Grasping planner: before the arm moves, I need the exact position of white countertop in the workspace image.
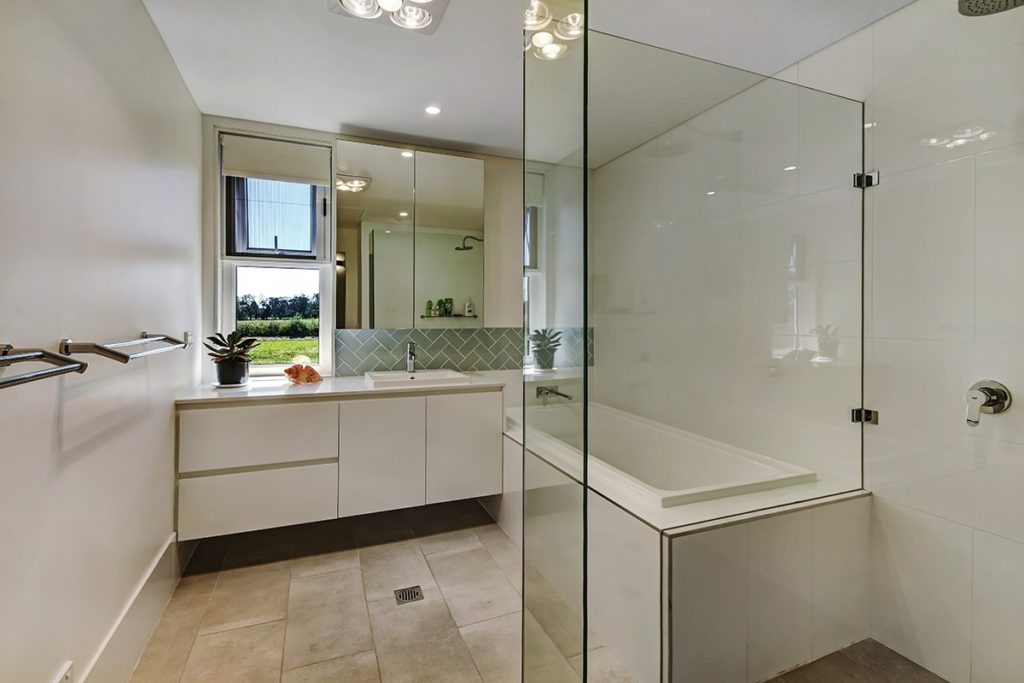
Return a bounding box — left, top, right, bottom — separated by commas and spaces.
177, 372, 508, 407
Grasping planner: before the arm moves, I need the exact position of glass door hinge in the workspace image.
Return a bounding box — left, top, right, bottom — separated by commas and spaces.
851, 408, 879, 424
853, 171, 880, 188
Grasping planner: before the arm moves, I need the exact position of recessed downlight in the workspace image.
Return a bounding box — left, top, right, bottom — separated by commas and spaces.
531, 31, 554, 48
339, 0, 382, 19
534, 42, 567, 60
425, 105, 441, 115
524, 0, 551, 30
391, 4, 432, 29
401, 150, 414, 158
553, 12, 584, 40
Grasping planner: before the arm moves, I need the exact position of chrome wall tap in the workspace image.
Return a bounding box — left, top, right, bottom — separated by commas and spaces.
965, 380, 1011, 426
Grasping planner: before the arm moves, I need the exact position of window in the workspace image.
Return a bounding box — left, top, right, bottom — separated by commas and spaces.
225, 177, 324, 258
217, 133, 335, 374
234, 266, 321, 366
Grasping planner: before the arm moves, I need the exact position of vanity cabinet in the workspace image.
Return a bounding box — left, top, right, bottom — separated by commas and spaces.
175, 384, 503, 541
339, 396, 426, 517
426, 392, 503, 504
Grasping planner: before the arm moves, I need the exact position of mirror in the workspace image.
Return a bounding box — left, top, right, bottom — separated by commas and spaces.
414, 152, 485, 328
335, 141, 485, 329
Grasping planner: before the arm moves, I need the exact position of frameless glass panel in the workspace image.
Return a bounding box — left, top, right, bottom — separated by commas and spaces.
583, 29, 863, 681
522, 0, 588, 680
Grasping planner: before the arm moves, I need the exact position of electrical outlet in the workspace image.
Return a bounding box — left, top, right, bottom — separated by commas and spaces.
52, 661, 73, 683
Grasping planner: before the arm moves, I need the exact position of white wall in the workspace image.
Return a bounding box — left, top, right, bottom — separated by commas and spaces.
785, 1, 1024, 681
590, 58, 862, 496
0, 1, 201, 680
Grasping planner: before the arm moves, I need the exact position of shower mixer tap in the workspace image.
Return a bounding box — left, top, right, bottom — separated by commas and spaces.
965, 380, 1011, 426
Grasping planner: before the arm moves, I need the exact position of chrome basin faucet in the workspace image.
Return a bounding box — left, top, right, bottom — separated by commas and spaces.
406, 341, 416, 373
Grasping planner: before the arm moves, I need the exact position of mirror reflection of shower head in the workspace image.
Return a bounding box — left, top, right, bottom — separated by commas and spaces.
959, 0, 1023, 15
455, 235, 484, 251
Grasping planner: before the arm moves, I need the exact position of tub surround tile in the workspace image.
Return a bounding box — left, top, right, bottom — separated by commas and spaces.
971, 531, 1024, 682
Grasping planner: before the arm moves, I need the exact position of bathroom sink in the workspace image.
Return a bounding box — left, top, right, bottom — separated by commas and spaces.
364, 369, 471, 389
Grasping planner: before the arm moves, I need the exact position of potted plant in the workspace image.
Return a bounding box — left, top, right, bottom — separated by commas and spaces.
810, 324, 839, 360
529, 328, 562, 371
203, 331, 260, 386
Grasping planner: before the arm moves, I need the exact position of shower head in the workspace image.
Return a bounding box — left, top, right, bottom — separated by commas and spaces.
959, 0, 1023, 15
455, 235, 484, 251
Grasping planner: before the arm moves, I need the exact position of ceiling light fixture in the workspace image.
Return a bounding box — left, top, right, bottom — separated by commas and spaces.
525, 5, 583, 61
391, 4, 432, 29
336, 174, 372, 192
327, 0, 448, 34
524, 0, 552, 30
425, 105, 441, 115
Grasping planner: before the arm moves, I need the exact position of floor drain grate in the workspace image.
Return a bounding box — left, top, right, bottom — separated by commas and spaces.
394, 585, 424, 604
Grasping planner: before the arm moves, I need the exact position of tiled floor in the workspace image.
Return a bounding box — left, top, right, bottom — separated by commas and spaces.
767, 638, 950, 683
130, 500, 532, 683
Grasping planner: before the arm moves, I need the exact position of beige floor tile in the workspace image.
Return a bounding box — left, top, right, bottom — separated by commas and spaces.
369, 586, 482, 683
173, 571, 219, 599
292, 548, 359, 579
292, 520, 359, 579
501, 562, 523, 596
427, 547, 521, 627
418, 529, 484, 556
130, 593, 209, 683
460, 612, 522, 683
523, 611, 569, 671
283, 568, 374, 670
199, 561, 291, 635
475, 525, 520, 569
567, 647, 639, 682
181, 620, 285, 683
523, 566, 586, 659
523, 657, 581, 683
282, 650, 381, 683
360, 540, 437, 603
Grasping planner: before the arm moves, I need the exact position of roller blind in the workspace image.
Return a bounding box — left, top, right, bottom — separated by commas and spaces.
221, 134, 332, 186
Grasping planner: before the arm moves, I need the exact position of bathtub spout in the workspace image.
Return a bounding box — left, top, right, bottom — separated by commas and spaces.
536, 385, 573, 406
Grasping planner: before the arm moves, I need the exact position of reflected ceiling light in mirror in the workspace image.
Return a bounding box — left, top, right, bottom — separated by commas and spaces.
401, 150, 414, 158
391, 4, 432, 29
524, 1, 552, 30
336, 174, 372, 192
864, 122, 877, 129
338, 0, 382, 19
783, 165, 798, 171
920, 125, 994, 149
531, 31, 554, 48
553, 12, 584, 40
425, 105, 441, 115
706, 191, 716, 196
399, 211, 409, 217
379, 0, 402, 10
534, 42, 568, 61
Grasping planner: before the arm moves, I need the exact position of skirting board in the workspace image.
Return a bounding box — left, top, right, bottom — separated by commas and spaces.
80, 533, 193, 682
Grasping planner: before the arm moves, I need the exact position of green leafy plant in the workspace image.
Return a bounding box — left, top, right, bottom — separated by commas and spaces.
810, 324, 839, 343
203, 330, 260, 364
529, 329, 562, 370
529, 329, 563, 354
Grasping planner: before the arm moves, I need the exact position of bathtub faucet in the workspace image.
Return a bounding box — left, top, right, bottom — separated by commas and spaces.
536, 385, 573, 406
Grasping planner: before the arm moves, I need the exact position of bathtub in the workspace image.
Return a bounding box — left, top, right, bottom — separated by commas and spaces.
507, 402, 816, 508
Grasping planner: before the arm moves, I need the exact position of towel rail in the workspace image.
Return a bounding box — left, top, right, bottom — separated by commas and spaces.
59, 332, 192, 364
0, 344, 88, 390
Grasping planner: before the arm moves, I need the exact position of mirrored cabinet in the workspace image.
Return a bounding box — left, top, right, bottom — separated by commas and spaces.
335, 140, 484, 330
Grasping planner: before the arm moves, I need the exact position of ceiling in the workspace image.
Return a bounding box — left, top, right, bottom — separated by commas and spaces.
143, 0, 915, 162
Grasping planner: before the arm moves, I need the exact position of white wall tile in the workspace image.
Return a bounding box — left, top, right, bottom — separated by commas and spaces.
813, 497, 872, 587
972, 530, 1024, 683
671, 524, 748, 683
798, 86, 864, 195
976, 143, 1024, 344
739, 79, 800, 210
812, 574, 871, 659
747, 511, 814, 682
870, 498, 972, 683
871, 157, 975, 341
798, 25, 875, 101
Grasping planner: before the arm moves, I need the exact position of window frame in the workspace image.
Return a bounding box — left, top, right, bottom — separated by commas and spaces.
213, 128, 336, 378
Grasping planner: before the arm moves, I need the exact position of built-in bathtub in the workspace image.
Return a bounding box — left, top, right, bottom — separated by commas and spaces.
507, 402, 816, 508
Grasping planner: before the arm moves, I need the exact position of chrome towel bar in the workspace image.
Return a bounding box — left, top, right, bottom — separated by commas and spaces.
59, 332, 192, 364
0, 344, 88, 390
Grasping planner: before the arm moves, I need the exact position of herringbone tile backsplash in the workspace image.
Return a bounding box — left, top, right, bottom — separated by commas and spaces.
335, 328, 525, 376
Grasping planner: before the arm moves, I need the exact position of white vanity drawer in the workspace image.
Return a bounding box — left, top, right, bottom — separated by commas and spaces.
177, 463, 338, 540
178, 402, 339, 472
